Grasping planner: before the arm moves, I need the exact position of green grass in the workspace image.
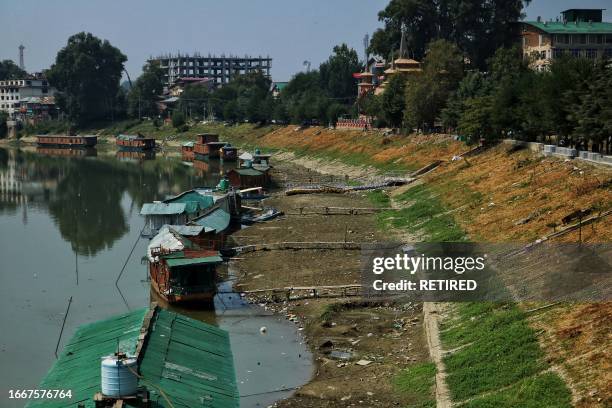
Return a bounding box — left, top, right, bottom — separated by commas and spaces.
367, 190, 391, 207
394, 362, 437, 408
439, 303, 570, 405
461, 372, 572, 408
377, 184, 466, 241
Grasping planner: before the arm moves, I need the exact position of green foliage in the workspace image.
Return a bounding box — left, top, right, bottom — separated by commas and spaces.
394, 362, 437, 408
457, 96, 494, 143
319, 43, 361, 100
0, 59, 27, 80
381, 74, 407, 128
47, 32, 127, 126
128, 61, 165, 118
405, 39, 464, 131
369, 0, 524, 69
171, 111, 186, 128
367, 190, 391, 207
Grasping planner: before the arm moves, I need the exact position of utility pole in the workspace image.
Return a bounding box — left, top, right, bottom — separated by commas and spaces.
18, 44, 25, 70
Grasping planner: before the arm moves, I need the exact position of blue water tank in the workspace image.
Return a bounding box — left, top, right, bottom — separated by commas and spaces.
101, 354, 138, 397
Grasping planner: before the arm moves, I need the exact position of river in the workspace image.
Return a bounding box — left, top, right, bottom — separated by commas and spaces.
0, 147, 312, 408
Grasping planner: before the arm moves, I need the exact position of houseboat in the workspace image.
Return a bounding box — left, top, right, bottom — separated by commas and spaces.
116, 134, 156, 151
182, 141, 195, 161
206, 141, 227, 159
30, 306, 239, 408
147, 227, 223, 303
194, 133, 218, 159
227, 167, 270, 188
36, 134, 97, 148
220, 144, 238, 161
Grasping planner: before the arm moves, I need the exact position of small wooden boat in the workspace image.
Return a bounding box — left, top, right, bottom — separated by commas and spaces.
37, 134, 97, 148
241, 207, 282, 225
220, 144, 238, 161
116, 134, 156, 151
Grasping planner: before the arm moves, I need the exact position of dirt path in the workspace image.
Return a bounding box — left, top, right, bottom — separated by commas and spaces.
423, 302, 453, 408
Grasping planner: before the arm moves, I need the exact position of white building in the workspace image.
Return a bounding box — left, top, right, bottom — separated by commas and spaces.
0, 78, 54, 116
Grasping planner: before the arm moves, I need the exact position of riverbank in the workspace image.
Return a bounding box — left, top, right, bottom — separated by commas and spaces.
230, 133, 610, 407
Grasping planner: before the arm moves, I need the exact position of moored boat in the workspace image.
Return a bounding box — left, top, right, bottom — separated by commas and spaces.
116, 134, 156, 151
147, 227, 223, 304
220, 143, 238, 161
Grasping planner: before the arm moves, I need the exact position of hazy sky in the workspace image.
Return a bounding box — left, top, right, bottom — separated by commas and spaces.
0, 0, 610, 82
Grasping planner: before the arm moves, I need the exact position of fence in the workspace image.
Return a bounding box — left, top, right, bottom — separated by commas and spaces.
503, 139, 612, 166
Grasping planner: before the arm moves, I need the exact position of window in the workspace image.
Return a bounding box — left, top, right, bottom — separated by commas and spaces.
571, 49, 581, 57
605, 49, 612, 58
606, 34, 612, 44
586, 49, 598, 59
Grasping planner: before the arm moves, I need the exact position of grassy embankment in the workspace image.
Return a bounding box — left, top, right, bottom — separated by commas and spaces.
368, 184, 572, 407
363, 144, 612, 406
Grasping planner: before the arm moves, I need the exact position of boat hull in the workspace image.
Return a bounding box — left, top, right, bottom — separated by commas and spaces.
149, 274, 215, 305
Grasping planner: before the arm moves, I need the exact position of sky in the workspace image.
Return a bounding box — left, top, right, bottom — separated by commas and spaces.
0, 0, 610, 82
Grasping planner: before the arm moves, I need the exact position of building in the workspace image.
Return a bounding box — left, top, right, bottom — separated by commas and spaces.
520, 9, 612, 70
28, 307, 239, 408
0, 77, 55, 117
149, 53, 272, 87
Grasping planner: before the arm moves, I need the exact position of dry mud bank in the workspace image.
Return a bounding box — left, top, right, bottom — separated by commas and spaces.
230, 161, 434, 407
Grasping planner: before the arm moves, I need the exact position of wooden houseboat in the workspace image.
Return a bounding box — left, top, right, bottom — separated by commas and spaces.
227, 167, 270, 188
194, 133, 219, 159
206, 141, 227, 159
220, 144, 238, 161
147, 227, 223, 303
37, 134, 97, 148
116, 134, 156, 151
32, 306, 239, 408
182, 141, 195, 161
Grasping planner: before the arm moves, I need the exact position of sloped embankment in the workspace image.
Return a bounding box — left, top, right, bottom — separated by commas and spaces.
380, 143, 611, 407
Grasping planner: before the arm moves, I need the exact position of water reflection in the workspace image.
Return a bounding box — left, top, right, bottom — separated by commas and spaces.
0, 148, 228, 256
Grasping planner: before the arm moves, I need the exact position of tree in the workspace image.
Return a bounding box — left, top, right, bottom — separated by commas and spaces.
0, 60, 27, 80
47, 32, 127, 125
171, 110, 186, 128
572, 61, 611, 152
128, 62, 164, 118
404, 39, 464, 130
369, 0, 525, 70
319, 44, 361, 100
458, 96, 494, 143
442, 71, 491, 129
381, 74, 407, 127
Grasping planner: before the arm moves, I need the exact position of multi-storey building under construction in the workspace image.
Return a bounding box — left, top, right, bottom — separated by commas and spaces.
149, 53, 272, 87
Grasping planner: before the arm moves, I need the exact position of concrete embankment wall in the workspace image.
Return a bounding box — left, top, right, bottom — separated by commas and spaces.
503, 139, 612, 166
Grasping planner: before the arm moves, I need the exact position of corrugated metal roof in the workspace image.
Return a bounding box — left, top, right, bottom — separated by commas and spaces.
164, 190, 215, 210
141, 202, 187, 216
29, 308, 239, 408
140, 310, 239, 408
182, 141, 194, 147
524, 21, 612, 33
190, 207, 231, 233
27, 309, 147, 408
165, 255, 223, 267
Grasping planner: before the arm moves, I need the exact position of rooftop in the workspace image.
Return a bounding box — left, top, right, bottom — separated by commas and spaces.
28, 307, 239, 408
190, 207, 231, 233
523, 21, 612, 34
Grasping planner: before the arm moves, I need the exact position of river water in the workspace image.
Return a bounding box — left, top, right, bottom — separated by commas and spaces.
0, 147, 312, 408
